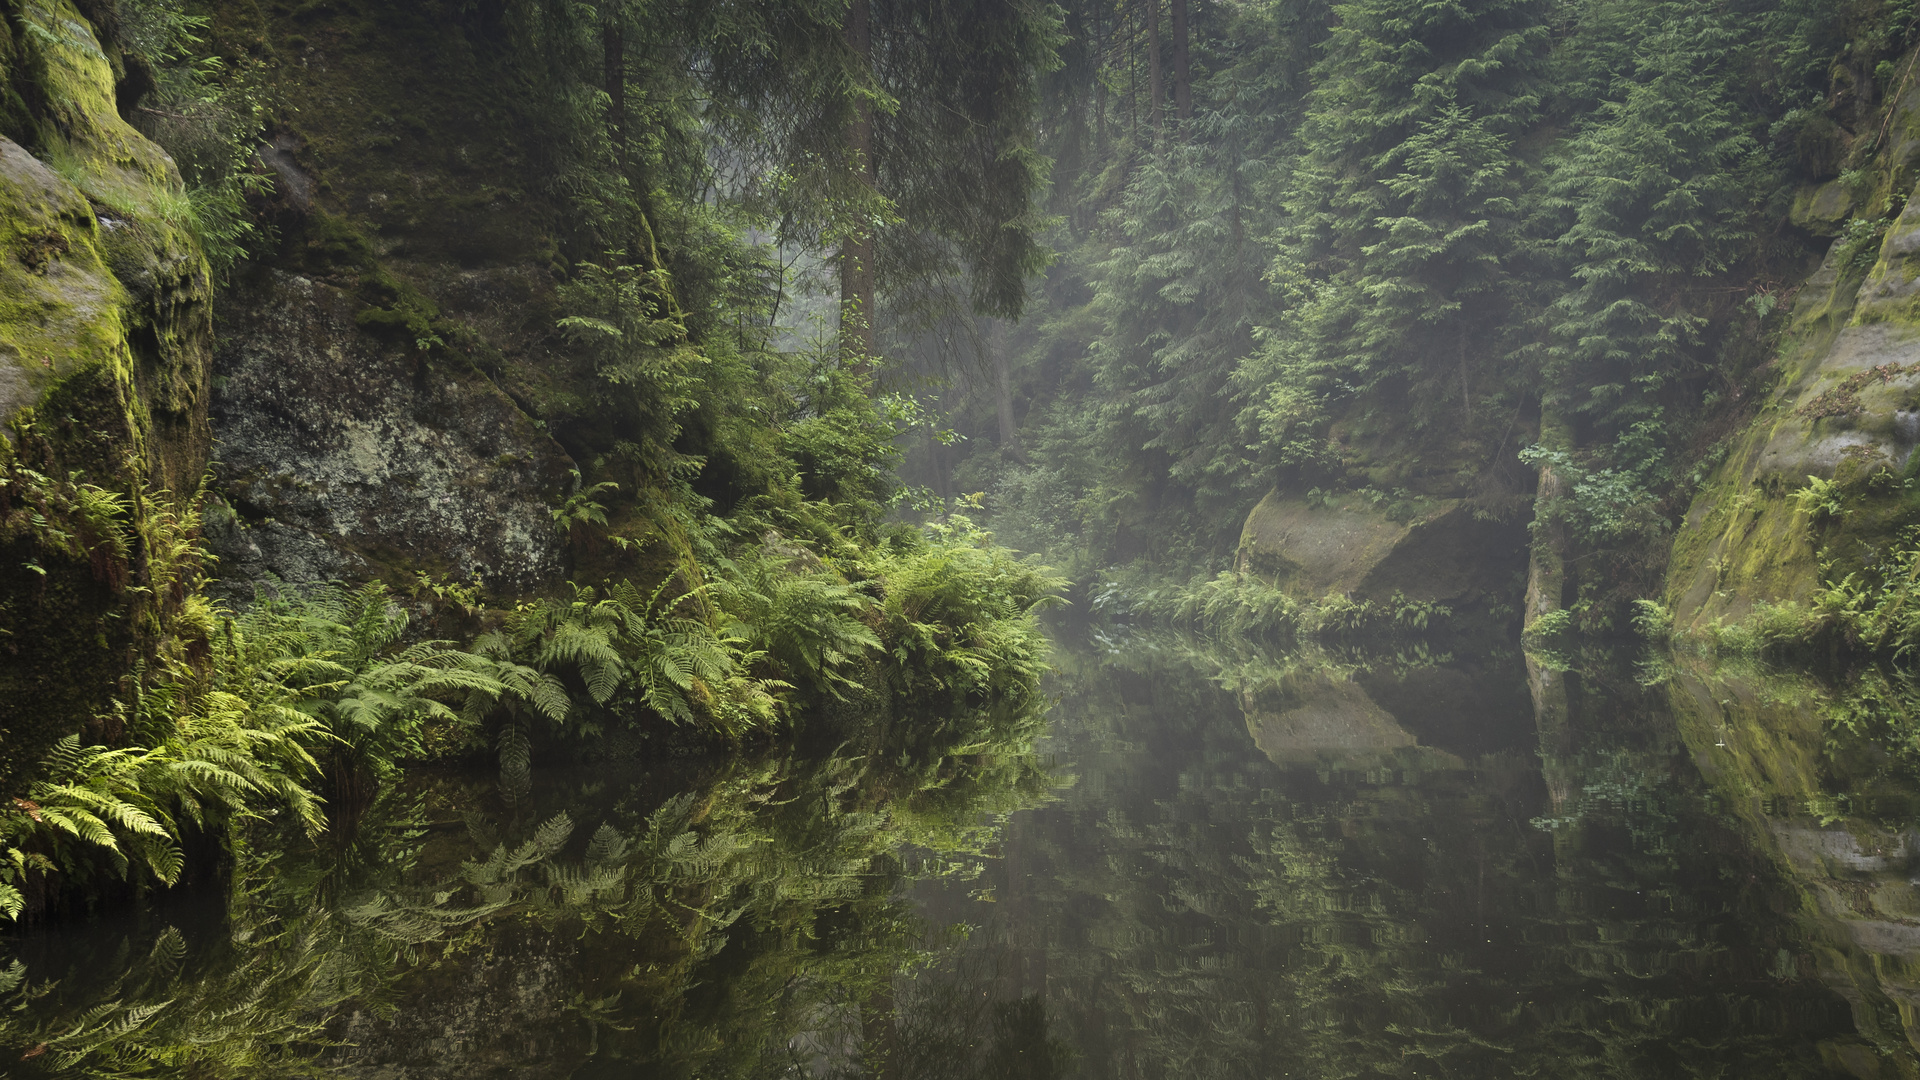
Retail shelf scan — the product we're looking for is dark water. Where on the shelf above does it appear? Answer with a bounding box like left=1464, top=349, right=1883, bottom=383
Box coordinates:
left=6, top=630, right=1920, bottom=1078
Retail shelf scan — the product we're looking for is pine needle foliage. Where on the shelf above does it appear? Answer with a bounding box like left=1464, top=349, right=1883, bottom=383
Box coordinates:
left=933, top=0, right=1865, bottom=603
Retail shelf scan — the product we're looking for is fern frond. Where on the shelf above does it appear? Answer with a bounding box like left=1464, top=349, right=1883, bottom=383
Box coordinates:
left=532, top=812, right=574, bottom=859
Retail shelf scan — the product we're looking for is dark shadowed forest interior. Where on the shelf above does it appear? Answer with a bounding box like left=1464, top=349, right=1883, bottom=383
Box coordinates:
left=11, top=0, right=1920, bottom=1076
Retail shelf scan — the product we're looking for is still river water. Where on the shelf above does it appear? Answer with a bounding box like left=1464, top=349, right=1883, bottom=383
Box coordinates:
left=7, top=627, right=1920, bottom=1078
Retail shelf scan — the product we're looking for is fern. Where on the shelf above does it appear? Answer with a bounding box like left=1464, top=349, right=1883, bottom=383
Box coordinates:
left=712, top=550, right=882, bottom=698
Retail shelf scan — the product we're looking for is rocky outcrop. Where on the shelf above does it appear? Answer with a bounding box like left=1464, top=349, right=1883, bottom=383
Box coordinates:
left=1667, top=79, right=1920, bottom=636
left=208, top=270, right=568, bottom=598
left=195, top=1, right=595, bottom=603
left=1235, top=488, right=1526, bottom=608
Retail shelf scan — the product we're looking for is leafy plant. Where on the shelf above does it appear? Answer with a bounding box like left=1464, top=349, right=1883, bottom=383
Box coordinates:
left=237, top=583, right=506, bottom=802
left=1789, top=475, right=1846, bottom=529
left=498, top=579, right=782, bottom=736
left=711, top=551, right=881, bottom=699
left=873, top=516, right=1065, bottom=706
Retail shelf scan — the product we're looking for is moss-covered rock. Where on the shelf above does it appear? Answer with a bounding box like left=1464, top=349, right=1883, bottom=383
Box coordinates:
left=195, top=0, right=593, bottom=604
left=1791, top=180, right=1855, bottom=235
left=208, top=269, right=569, bottom=598
left=1668, top=181, right=1920, bottom=636
left=1666, top=50, right=1920, bottom=643
left=7, top=0, right=175, bottom=193
left=0, top=136, right=124, bottom=424
left=0, top=2, right=214, bottom=797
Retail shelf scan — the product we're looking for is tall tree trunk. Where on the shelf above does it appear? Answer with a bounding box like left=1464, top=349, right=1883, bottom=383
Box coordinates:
left=1095, top=4, right=1108, bottom=157
left=1171, top=0, right=1191, bottom=123
left=989, top=318, right=1025, bottom=462
left=602, top=11, right=625, bottom=171
left=840, top=0, right=877, bottom=370
left=1144, top=0, right=1163, bottom=134
left=1524, top=399, right=1571, bottom=633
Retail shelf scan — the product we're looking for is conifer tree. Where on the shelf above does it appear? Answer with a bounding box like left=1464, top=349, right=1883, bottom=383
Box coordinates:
left=698, top=0, right=1062, bottom=369
left=1266, top=0, right=1551, bottom=432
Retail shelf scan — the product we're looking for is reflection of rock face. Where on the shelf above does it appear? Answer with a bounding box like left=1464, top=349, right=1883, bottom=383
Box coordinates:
left=1244, top=674, right=1417, bottom=765
left=1668, top=663, right=1920, bottom=1068
left=1235, top=490, right=1525, bottom=606
left=330, top=924, right=586, bottom=1080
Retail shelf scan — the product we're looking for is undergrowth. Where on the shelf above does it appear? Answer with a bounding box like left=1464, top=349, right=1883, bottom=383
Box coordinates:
left=0, top=490, right=1064, bottom=922
left=1085, top=567, right=1452, bottom=642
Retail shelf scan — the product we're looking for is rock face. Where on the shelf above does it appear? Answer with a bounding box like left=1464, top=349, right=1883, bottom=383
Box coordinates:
left=1235, top=489, right=1526, bottom=607
left=194, top=1, right=601, bottom=603
left=208, top=270, right=569, bottom=598
left=1667, top=82, right=1920, bottom=635
left=0, top=0, right=214, bottom=797
left=1666, top=202, right=1920, bottom=632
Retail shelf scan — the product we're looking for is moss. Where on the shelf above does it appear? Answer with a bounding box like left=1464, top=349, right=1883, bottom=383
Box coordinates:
left=1791, top=180, right=1854, bottom=234
left=199, top=0, right=271, bottom=63
left=1667, top=88, right=1920, bottom=642
left=0, top=534, right=127, bottom=797
left=13, top=0, right=175, bottom=195
left=0, top=142, right=128, bottom=411
left=0, top=10, right=39, bottom=145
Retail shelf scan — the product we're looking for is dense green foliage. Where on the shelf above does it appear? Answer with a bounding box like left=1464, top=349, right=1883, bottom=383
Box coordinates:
left=0, top=515, right=1061, bottom=921
left=915, top=0, right=1898, bottom=622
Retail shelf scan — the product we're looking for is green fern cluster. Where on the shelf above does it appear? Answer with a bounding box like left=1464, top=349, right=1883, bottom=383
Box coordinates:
left=1100, top=568, right=1453, bottom=643
left=0, top=457, right=1065, bottom=922
left=491, top=579, right=784, bottom=738
left=871, top=516, right=1066, bottom=707
left=712, top=552, right=882, bottom=698
left=1809, top=529, right=1920, bottom=660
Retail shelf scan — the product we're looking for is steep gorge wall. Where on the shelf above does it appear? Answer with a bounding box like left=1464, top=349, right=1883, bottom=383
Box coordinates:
left=1667, top=77, right=1920, bottom=635
left=0, top=0, right=214, bottom=796
left=0, top=0, right=601, bottom=798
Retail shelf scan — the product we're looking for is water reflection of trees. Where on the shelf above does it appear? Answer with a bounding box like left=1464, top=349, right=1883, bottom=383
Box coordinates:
left=949, top=629, right=1868, bottom=1079
left=17, top=628, right=1920, bottom=1079
left=0, top=689, right=1058, bottom=1079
